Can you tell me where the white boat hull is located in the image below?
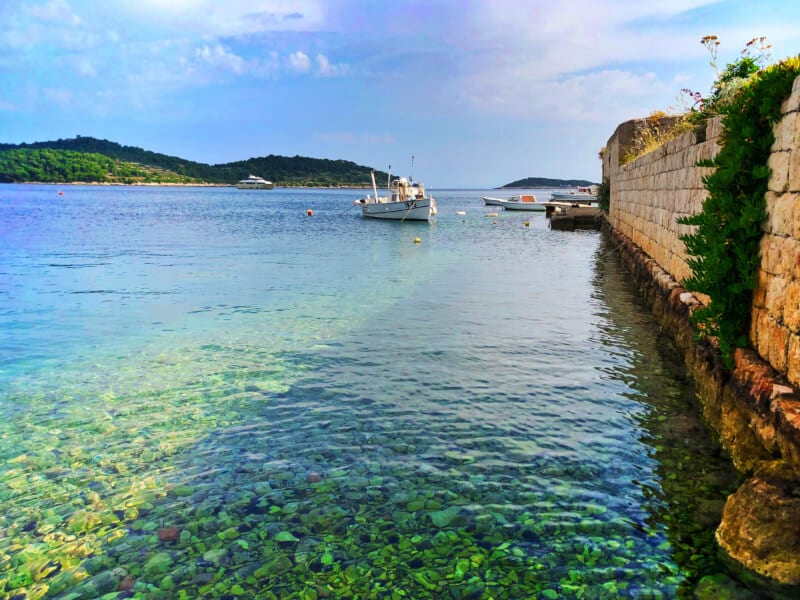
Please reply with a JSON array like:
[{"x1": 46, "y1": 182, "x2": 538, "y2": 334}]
[
  {"x1": 550, "y1": 192, "x2": 596, "y2": 201},
  {"x1": 482, "y1": 196, "x2": 506, "y2": 206},
  {"x1": 501, "y1": 200, "x2": 545, "y2": 212},
  {"x1": 361, "y1": 198, "x2": 436, "y2": 221},
  {"x1": 236, "y1": 183, "x2": 273, "y2": 189}
]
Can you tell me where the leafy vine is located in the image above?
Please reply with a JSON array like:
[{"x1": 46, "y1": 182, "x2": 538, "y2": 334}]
[{"x1": 678, "y1": 53, "x2": 800, "y2": 365}]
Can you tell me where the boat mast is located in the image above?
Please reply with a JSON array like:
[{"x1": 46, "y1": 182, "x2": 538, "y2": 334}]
[
  {"x1": 410, "y1": 155, "x2": 414, "y2": 183},
  {"x1": 387, "y1": 165, "x2": 391, "y2": 192},
  {"x1": 371, "y1": 170, "x2": 379, "y2": 203}
]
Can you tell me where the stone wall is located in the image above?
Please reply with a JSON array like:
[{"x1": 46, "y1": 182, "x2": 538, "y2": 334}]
[
  {"x1": 602, "y1": 76, "x2": 800, "y2": 589},
  {"x1": 755, "y1": 80, "x2": 800, "y2": 386},
  {"x1": 603, "y1": 75, "x2": 800, "y2": 388}
]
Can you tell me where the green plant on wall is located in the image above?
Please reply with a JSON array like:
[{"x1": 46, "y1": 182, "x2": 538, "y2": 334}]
[
  {"x1": 597, "y1": 177, "x2": 610, "y2": 213},
  {"x1": 677, "y1": 54, "x2": 800, "y2": 366}
]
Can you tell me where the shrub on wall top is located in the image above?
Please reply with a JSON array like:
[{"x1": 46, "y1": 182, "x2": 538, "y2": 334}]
[{"x1": 678, "y1": 55, "x2": 800, "y2": 365}]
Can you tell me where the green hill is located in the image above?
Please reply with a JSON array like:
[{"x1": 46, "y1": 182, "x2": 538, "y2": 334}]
[
  {"x1": 0, "y1": 148, "x2": 202, "y2": 184},
  {"x1": 501, "y1": 177, "x2": 597, "y2": 188},
  {"x1": 0, "y1": 136, "x2": 389, "y2": 186}
]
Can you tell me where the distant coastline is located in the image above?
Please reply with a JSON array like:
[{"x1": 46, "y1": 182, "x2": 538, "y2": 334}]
[
  {"x1": 9, "y1": 181, "x2": 376, "y2": 189},
  {"x1": 2, "y1": 137, "x2": 596, "y2": 189}
]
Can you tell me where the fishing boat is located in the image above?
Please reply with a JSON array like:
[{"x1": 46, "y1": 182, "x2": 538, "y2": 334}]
[
  {"x1": 549, "y1": 185, "x2": 598, "y2": 201},
  {"x1": 499, "y1": 194, "x2": 545, "y2": 212},
  {"x1": 236, "y1": 175, "x2": 273, "y2": 189},
  {"x1": 356, "y1": 160, "x2": 437, "y2": 222}
]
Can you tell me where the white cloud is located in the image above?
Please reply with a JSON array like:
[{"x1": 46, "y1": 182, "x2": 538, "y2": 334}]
[
  {"x1": 28, "y1": 0, "x2": 81, "y2": 25},
  {"x1": 195, "y1": 44, "x2": 246, "y2": 74},
  {"x1": 458, "y1": 67, "x2": 669, "y2": 123},
  {"x1": 74, "y1": 57, "x2": 97, "y2": 77},
  {"x1": 251, "y1": 51, "x2": 281, "y2": 78},
  {"x1": 363, "y1": 133, "x2": 395, "y2": 144},
  {"x1": 316, "y1": 54, "x2": 348, "y2": 77},
  {"x1": 44, "y1": 87, "x2": 73, "y2": 106},
  {"x1": 288, "y1": 51, "x2": 311, "y2": 73},
  {"x1": 112, "y1": 0, "x2": 326, "y2": 37}
]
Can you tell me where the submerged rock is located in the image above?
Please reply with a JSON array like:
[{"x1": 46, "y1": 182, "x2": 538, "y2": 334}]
[
  {"x1": 143, "y1": 552, "x2": 173, "y2": 579},
  {"x1": 694, "y1": 574, "x2": 759, "y2": 600},
  {"x1": 158, "y1": 526, "x2": 181, "y2": 542},
  {"x1": 430, "y1": 506, "x2": 462, "y2": 528},
  {"x1": 716, "y1": 460, "x2": 800, "y2": 588}
]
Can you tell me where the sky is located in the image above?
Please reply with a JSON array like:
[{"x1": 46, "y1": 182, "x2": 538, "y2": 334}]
[{"x1": 1, "y1": 1, "x2": 799, "y2": 187}]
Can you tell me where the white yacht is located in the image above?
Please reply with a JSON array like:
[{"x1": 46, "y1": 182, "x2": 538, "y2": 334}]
[{"x1": 236, "y1": 175, "x2": 273, "y2": 189}]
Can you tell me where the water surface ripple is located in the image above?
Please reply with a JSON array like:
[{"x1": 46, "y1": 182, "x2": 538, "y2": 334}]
[{"x1": 0, "y1": 185, "x2": 743, "y2": 599}]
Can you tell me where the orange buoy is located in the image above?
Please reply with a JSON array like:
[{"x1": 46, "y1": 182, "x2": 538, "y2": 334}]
[
  {"x1": 58, "y1": 191, "x2": 64, "y2": 196},
  {"x1": 413, "y1": 237, "x2": 421, "y2": 244},
  {"x1": 307, "y1": 209, "x2": 313, "y2": 216}
]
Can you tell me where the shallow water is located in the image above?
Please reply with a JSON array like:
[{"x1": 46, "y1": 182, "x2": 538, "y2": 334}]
[{"x1": 1, "y1": 185, "x2": 744, "y2": 599}]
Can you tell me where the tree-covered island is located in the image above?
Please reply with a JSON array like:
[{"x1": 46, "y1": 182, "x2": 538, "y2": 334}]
[{"x1": 0, "y1": 136, "x2": 389, "y2": 187}]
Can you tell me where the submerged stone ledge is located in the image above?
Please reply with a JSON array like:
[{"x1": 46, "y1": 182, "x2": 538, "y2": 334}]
[{"x1": 602, "y1": 218, "x2": 800, "y2": 592}]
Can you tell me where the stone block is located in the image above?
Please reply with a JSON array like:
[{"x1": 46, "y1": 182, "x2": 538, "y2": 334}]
[
  {"x1": 688, "y1": 188, "x2": 707, "y2": 213},
  {"x1": 791, "y1": 193, "x2": 800, "y2": 239},
  {"x1": 791, "y1": 146, "x2": 800, "y2": 193},
  {"x1": 750, "y1": 306, "x2": 760, "y2": 347},
  {"x1": 765, "y1": 274, "x2": 787, "y2": 321},
  {"x1": 788, "y1": 334, "x2": 800, "y2": 388},
  {"x1": 706, "y1": 116, "x2": 723, "y2": 140},
  {"x1": 763, "y1": 192, "x2": 793, "y2": 235},
  {"x1": 760, "y1": 235, "x2": 780, "y2": 275},
  {"x1": 753, "y1": 269, "x2": 769, "y2": 308},
  {"x1": 781, "y1": 237, "x2": 800, "y2": 275},
  {"x1": 773, "y1": 112, "x2": 796, "y2": 151},
  {"x1": 769, "y1": 323, "x2": 790, "y2": 374},
  {"x1": 782, "y1": 76, "x2": 800, "y2": 113},
  {"x1": 755, "y1": 308, "x2": 772, "y2": 361},
  {"x1": 785, "y1": 282, "x2": 800, "y2": 333},
  {"x1": 768, "y1": 150, "x2": 790, "y2": 193}
]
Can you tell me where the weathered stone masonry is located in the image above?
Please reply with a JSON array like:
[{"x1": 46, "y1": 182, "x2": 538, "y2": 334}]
[{"x1": 602, "y1": 75, "x2": 800, "y2": 589}]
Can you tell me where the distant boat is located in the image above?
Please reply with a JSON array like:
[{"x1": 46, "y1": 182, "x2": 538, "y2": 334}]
[
  {"x1": 549, "y1": 185, "x2": 597, "y2": 201},
  {"x1": 356, "y1": 162, "x2": 437, "y2": 222},
  {"x1": 498, "y1": 194, "x2": 545, "y2": 212},
  {"x1": 482, "y1": 195, "x2": 510, "y2": 206},
  {"x1": 236, "y1": 175, "x2": 273, "y2": 189}
]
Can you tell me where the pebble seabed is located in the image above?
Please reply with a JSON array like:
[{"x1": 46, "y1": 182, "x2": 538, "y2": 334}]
[{"x1": 0, "y1": 339, "x2": 744, "y2": 600}]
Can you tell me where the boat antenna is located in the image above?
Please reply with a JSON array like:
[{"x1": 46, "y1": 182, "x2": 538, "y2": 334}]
[
  {"x1": 410, "y1": 155, "x2": 414, "y2": 183},
  {"x1": 387, "y1": 165, "x2": 391, "y2": 191}
]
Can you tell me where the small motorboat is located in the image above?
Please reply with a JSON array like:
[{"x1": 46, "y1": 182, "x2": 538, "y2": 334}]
[{"x1": 498, "y1": 194, "x2": 545, "y2": 212}]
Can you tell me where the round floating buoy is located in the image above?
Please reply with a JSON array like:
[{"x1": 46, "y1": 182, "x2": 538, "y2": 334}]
[
  {"x1": 524, "y1": 221, "x2": 530, "y2": 227},
  {"x1": 456, "y1": 210, "x2": 466, "y2": 216},
  {"x1": 306, "y1": 209, "x2": 313, "y2": 216},
  {"x1": 413, "y1": 237, "x2": 421, "y2": 244},
  {"x1": 493, "y1": 220, "x2": 498, "y2": 225},
  {"x1": 485, "y1": 212, "x2": 498, "y2": 217},
  {"x1": 58, "y1": 191, "x2": 63, "y2": 196}
]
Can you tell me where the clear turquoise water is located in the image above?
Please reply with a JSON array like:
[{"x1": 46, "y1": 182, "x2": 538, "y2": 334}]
[{"x1": 0, "y1": 185, "x2": 743, "y2": 599}]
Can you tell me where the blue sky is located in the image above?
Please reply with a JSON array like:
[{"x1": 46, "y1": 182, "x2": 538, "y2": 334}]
[{"x1": 1, "y1": 1, "x2": 799, "y2": 187}]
